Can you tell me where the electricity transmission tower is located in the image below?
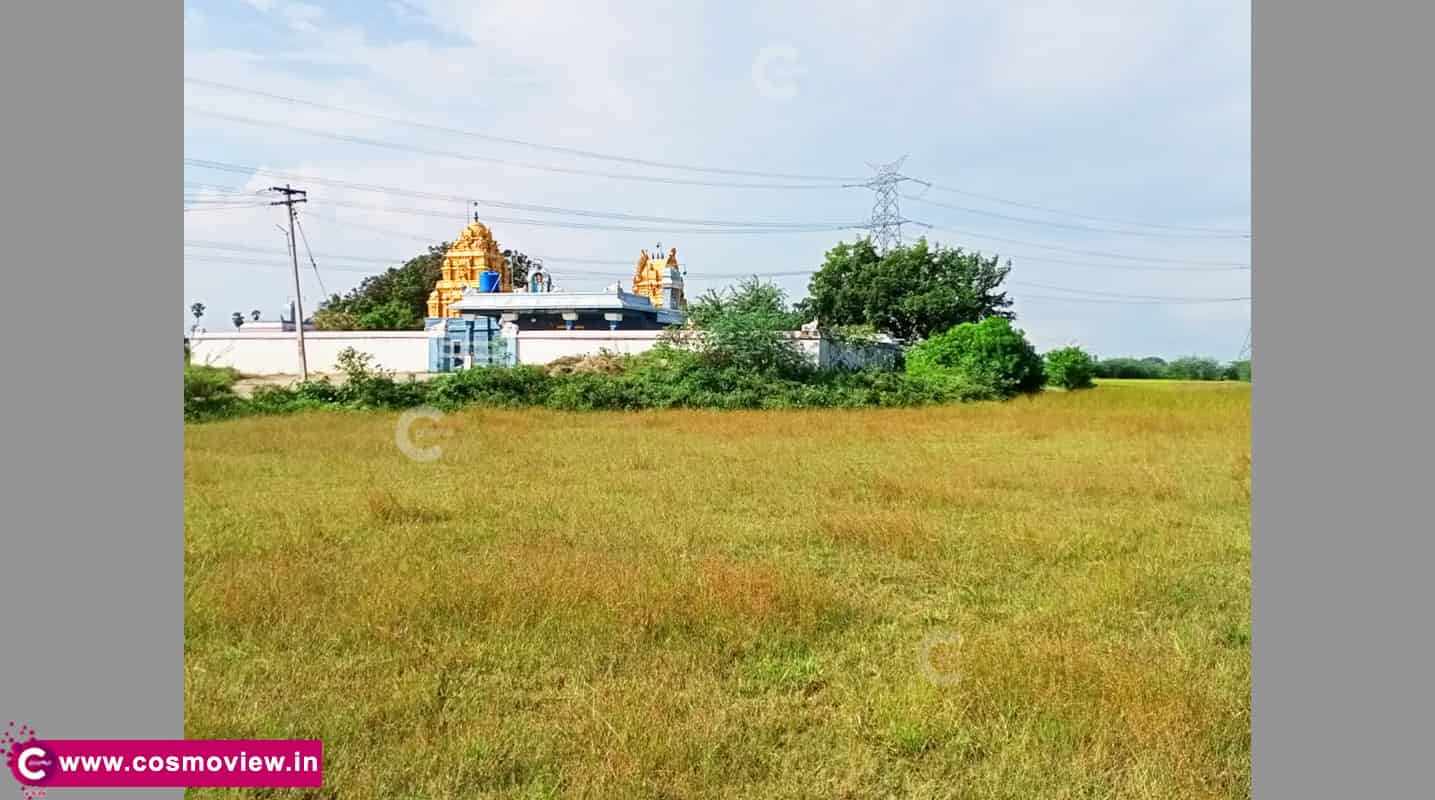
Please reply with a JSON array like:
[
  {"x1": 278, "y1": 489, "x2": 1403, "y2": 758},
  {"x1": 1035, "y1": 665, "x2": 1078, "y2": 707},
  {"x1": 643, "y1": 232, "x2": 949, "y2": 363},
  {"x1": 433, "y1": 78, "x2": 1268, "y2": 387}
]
[
  {"x1": 863, "y1": 156, "x2": 908, "y2": 253},
  {"x1": 1238, "y1": 327, "x2": 1251, "y2": 360}
]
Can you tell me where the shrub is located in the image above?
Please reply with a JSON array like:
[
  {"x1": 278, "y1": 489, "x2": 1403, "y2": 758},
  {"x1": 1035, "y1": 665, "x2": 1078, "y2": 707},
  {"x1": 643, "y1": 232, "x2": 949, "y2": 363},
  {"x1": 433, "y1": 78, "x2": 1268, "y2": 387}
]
[
  {"x1": 184, "y1": 365, "x2": 243, "y2": 421},
  {"x1": 1043, "y1": 346, "x2": 1096, "y2": 390},
  {"x1": 184, "y1": 364, "x2": 239, "y2": 402},
  {"x1": 682, "y1": 278, "x2": 810, "y2": 378},
  {"x1": 905, "y1": 317, "x2": 1045, "y2": 399}
]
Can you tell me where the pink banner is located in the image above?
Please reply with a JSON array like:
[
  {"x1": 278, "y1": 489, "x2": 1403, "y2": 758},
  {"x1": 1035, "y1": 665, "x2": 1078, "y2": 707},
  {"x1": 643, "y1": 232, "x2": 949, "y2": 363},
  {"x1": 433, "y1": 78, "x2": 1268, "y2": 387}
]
[{"x1": 6, "y1": 740, "x2": 322, "y2": 788}]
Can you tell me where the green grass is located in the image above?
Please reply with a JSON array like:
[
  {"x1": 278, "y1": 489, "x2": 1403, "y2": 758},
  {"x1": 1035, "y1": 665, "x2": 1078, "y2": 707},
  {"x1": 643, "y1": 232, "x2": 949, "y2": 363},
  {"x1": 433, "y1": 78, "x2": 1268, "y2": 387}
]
[{"x1": 185, "y1": 380, "x2": 1250, "y2": 799}]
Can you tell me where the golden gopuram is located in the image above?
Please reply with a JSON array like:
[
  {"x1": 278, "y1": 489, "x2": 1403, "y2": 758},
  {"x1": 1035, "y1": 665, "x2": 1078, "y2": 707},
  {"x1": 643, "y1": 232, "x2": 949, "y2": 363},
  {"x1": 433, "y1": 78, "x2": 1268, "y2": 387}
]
[
  {"x1": 632, "y1": 246, "x2": 685, "y2": 308},
  {"x1": 425, "y1": 220, "x2": 511, "y2": 319}
]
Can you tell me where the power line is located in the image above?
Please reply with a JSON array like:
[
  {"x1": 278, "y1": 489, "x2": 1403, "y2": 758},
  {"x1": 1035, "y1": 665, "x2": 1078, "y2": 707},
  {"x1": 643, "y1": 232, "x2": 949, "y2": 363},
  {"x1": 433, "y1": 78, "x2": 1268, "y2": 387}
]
[
  {"x1": 185, "y1": 107, "x2": 852, "y2": 190},
  {"x1": 186, "y1": 158, "x2": 1247, "y2": 270},
  {"x1": 183, "y1": 252, "x2": 623, "y2": 282},
  {"x1": 1007, "y1": 280, "x2": 1249, "y2": 302},
  {"x1": 184, "y1": 77, "x2": 863, "y2": 183},
  {"x1": 184, "y1": 253, "x2": 375, "y2": 273},
  {"x1": 187, "y1": 252, "x2": 1250, "y2": 303},
  {"x1": 902, "y1": 191, "x2": 1251, "y2": 240},
  {"x1": 309, "y1": 196, "x2": 862, "y2": 235},
  {"x1": 183, "y1": 203, "x2": 273, "y2": 213},
  {"x1": 185, "y1": 239, "x2": 1241, "y2": 301},
  {"x1": 293, "y1": 213, "x2": 329, "y2": 298},
  {"x1": 184, "y1": 77, "x2": 1248, "y2": 238},
  {"x1": 187, "y1": 239, "x2": 405, "y2": 265},
  {"x1": 1018, "y1": 293, "x2": 1250, "y2": 305},
  {"x1": 911, "y1": 221, "x2": 1250, "y2": 267},
  {"x1": 904, "y1": 177, "x2": 1250, "y2": 236},
  {"x1": 184, "y1": 158, "x2": 860, "y2": 227}
]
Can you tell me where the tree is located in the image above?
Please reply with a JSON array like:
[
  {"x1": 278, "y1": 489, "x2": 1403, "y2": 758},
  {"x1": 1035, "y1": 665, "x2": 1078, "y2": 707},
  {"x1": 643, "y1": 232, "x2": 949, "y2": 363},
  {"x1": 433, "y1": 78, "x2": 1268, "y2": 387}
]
[
  {"x1": 906, "y1": 317, "x2": 1044, "y2": 398},
  {"x1": 313, "y1": 244, "x2": 446, "y2": 331},
  {"x1": 802, "y1": 237, "x2": 1014, "y2": 341},
  {"x1": 1044, "y1": 346, "x2": 1096, "y2": 389},
  {"x1": 190, "y1": 302, "x2": 206, "y2": 335},
  {"x1": 1165, "y1": 356, "x2": 1226, "y2": 381},
  {"x1": 250, "y1": 309, "x2": 261, "y2": 322},
  {"x1": 679, "y1": 277, "x2": 808, "y2": 376},
  {"x1": 313, "y1": 243, "x2": 540, "y2": 330},
  {"x1": 231, "y1": 312, "x2": 245, "y2": 330}
]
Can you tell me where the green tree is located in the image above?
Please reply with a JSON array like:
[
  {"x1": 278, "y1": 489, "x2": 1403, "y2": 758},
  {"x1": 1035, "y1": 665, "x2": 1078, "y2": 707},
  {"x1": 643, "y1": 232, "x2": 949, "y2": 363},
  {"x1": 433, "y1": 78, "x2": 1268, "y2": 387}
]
[
  {"x1": 313, "y1": 244, "x2": 445, "y2": 330},
  {"x1": 803, "y1": 237, "x2": 1013, "y2": 341},
  {"x1": 681, "y1": 277, "x2": 808, "y2": 376},
  {"x1": 1044, "y1": 346, "x2": 1096, "y2": 389},
  {"x1": 906, "y1": 317, "x2": 1044, "y2": 398},
  {"x1": 312, "y1": 244, "x2": 540, "y2": 330},
  {"x1": 1165, "y1": 356, "x2": 1226, "y2": 381},
  {"x1": 190, "y1": 302, "x2": 206, "y2": 335},
  {"x1": 231, "y1": 312, "x2": 245, "y2": 330}
]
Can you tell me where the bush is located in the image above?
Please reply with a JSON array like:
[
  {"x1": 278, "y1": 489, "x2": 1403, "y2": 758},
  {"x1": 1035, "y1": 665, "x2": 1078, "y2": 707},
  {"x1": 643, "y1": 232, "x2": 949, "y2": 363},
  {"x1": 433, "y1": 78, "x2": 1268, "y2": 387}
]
[
  {"x1": 905, "y1": 317, "x2": 1045, "y2": 399},
  {"x1": 682, "y1": 278, "x2": 810, "y2": 378},
  {"x1": 1043, "y1": 346, "x2": 1096, "y2": 390},
  {"x1": 184, "y1": 365, "x2": 242, "y2": 421}
]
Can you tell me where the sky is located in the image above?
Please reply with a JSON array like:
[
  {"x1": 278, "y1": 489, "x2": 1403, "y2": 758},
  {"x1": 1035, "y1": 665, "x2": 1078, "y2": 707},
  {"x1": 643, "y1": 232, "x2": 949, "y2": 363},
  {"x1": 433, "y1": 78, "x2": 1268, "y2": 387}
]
[{"x1": 183, "y1": 0, "x2": 1250, "y2": 359}]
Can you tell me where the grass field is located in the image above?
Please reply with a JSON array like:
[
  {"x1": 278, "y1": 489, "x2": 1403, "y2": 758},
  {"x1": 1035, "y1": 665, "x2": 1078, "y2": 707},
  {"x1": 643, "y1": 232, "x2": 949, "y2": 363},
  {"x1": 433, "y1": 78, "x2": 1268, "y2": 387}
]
[{"x1": 184, "y1": 380, "x2": 1251, "y2": 799}]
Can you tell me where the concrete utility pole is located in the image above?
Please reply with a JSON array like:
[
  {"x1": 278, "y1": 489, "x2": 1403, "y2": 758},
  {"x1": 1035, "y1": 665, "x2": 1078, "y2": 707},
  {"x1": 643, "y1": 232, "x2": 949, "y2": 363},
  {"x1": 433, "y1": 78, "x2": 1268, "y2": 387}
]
[{"x1": 269, "y1": 184, "x2": 309, "y2": 380}]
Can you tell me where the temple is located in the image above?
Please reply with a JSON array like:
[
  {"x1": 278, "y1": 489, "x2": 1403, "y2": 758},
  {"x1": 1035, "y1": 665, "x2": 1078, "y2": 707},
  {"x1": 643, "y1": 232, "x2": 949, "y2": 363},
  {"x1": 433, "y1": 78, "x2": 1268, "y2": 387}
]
[
  {"x1": 422, "y1": 218, "x2": 688, "y2": 371},
  {"x1": 194, "y1": 215, "x2": 900, "y2": 374},
  {"x1": 632, "y1": 245, "x2": 686, "y2": 309},
  {"x1": 425, "y1": 220, "x2": 511, "y2": 318}
]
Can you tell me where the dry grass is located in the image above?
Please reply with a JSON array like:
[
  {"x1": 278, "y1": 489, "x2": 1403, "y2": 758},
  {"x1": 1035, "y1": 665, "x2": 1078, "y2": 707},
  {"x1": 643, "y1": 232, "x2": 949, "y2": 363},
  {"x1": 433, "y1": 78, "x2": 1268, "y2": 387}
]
[{"x1": 184, "y1": 380, "x2": 1250, "y2": 799}]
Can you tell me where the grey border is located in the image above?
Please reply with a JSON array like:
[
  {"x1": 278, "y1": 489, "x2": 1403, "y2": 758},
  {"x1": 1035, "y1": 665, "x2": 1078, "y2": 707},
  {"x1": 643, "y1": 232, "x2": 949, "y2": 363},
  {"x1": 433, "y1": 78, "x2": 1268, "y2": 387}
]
[
  {"x1": 1255, "y1": 3, "x2": 1434, "y2": 798},
  {"x1": 0, "y1": 2, "x2": 181, "y2": 798}
]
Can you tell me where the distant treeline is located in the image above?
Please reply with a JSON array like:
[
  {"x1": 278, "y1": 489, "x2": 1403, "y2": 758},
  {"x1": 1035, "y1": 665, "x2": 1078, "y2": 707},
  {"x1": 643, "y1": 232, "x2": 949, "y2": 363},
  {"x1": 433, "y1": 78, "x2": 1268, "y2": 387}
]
[{"x1": 1095, "y1": 356, "x2": 1250, "y2": 382}]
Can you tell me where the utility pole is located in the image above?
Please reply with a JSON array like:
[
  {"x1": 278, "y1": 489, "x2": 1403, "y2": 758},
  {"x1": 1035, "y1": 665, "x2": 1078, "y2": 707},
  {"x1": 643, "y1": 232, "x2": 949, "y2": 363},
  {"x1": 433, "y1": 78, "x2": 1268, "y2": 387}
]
[{"x1": 269, "y1": 184, "x2": 309, "y2": 379}]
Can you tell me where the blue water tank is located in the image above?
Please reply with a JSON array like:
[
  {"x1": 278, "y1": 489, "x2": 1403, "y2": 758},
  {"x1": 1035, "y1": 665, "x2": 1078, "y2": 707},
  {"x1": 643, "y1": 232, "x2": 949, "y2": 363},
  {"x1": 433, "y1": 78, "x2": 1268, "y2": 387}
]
[{"x1": 478, "y1": 271, "x2": 501, "y2": 292}]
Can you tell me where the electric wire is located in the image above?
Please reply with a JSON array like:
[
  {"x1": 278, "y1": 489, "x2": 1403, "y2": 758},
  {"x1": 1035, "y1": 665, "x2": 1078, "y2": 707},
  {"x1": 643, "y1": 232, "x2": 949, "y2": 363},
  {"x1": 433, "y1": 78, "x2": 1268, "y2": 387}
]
[
  {"x1": 185, "y1": 107, "x2": 851, "y2": 190},
  {"x1": 184, "y1": 158, "x2": 862, "y2": 228},
  {"x1": 184, "y1": 77, "x2": 863, "y2": 182},
  {"x1": 904, "y1": 177, "x2": 1251, "y2": 236}
]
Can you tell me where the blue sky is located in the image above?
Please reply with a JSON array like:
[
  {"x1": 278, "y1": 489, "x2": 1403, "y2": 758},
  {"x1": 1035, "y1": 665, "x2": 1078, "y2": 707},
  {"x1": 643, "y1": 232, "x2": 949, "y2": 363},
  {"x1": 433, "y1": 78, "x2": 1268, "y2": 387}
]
[{"x1": 184, "y1": 0, "x2": 1250, "y2": 358}]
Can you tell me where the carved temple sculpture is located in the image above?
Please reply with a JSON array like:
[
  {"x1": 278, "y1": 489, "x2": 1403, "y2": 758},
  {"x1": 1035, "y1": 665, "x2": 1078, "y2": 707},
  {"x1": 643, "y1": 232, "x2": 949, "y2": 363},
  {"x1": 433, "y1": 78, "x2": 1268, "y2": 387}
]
[
  {"x1": 632, "y1": 245, "x2": 686, "y2": 308},
  {"x1": 425, "y1": 220, "x2": 512, "y2": 318}
]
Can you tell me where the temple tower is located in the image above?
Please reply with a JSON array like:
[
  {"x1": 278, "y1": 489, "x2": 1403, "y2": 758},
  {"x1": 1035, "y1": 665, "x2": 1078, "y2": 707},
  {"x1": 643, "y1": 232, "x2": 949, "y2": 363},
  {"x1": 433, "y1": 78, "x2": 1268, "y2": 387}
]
[
  {"x1": 426, "y1": 220, "x2": 511, "y2": 318},
  {"x1": 632, "y1": 246, "x2": 684, "y2": 308}
]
